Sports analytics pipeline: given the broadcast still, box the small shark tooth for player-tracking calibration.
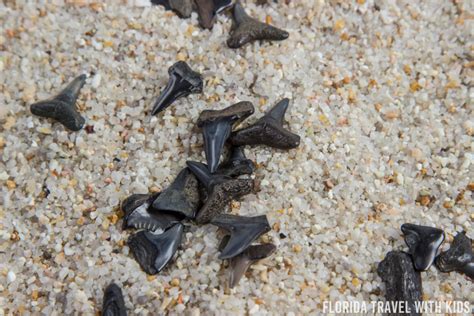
[435,231,473,280]
[217,146,255,177]
[128,223,184,275]
[186,161,254,224]
[377,251,423,314]
[30,74,86,131]
[227,243,276,288]
[152,168,201,219]
[227,1,289,48]
[230,98,300,149]
[122,193,183,231]
[197,101,254,173]
[195,0,234,29]
[151,61,203,115]
[211,214,270,259]
[102,283,127,316]
[401,223,445,271]
[151,0,193,18]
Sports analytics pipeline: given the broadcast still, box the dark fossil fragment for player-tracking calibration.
[102,283,127,316]
[217,146,255,177]
[128,223,184,275]
[30,74,86,131]
[211,214,270,259]
[197,101,254,173]
[219,236,276,288]
[195,0,234,29]
[401,223,445,271]
[152,168,201,219]
[186,161,254,224]
[377,251,423,316]
[151,0,193,18]
[227,1,289,48]
[151,61,203,115]
[230,98,300,149]
[122,193,182,232]
[435,231,473,280]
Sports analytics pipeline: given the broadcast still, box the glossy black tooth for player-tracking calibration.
[102,283,127,316]
[211,214,270,259]
[152,168,201,219]
[217,146,255,177]
[122,193,182,231]
[151,0,193,18]
[230,98,300,149]
[151,61,203,115]
[228,243,276,288]
[227,1,289,49]
[197,101,255,173]
[435,231,474,280]
[401,223,445,271]
[128,223,184,275]
[187,162,254,224]
[377,251,423,314]
[30,74,86,131]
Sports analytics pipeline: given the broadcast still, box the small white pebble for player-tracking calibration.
[7,271,16,283]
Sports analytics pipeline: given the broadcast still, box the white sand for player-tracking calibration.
[0,0,472,314]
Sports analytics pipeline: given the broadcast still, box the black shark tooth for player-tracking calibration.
[227,1,289,48]
[195,0,234,29]
[122,193,182,232]
[30,74,86,131]
[197,101,254,173]
[217,146,255,177]
[435,231,473,280]
[151,0,193,18]
[401,223,445,271]
[102,283,127,316]
[151,61,203,115]
[128,223,184,275]
[227,242,276,288]
[377,251,423,316]
[230,98,300,149]
[152,168,201,219]
[186,161,254,224]
[211,214,270,259]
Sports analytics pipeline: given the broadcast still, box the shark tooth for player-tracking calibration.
[30,74,86,131]
[435,231,474,280]
[151,61,203,115]
[197,101,254,173]
[217,146,255,177]
[195,0,234,29]
[211,214,270,259]
[401,223,445,271]
[122,193,182,231]
[227,1,289,48]
[128,223,184,275]
[186,161,254,224]
[227,242,276,288]
[102,283,127,316]
[377,251,423,315]
[230,98,300,149]
[151,0,193,18]
[152,168,201,219]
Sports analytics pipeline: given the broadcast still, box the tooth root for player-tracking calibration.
[150,61,203,115]
[30,74,87,131]
[128,223,184,275]
[211,214,270,259]
[227,1,289,49]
